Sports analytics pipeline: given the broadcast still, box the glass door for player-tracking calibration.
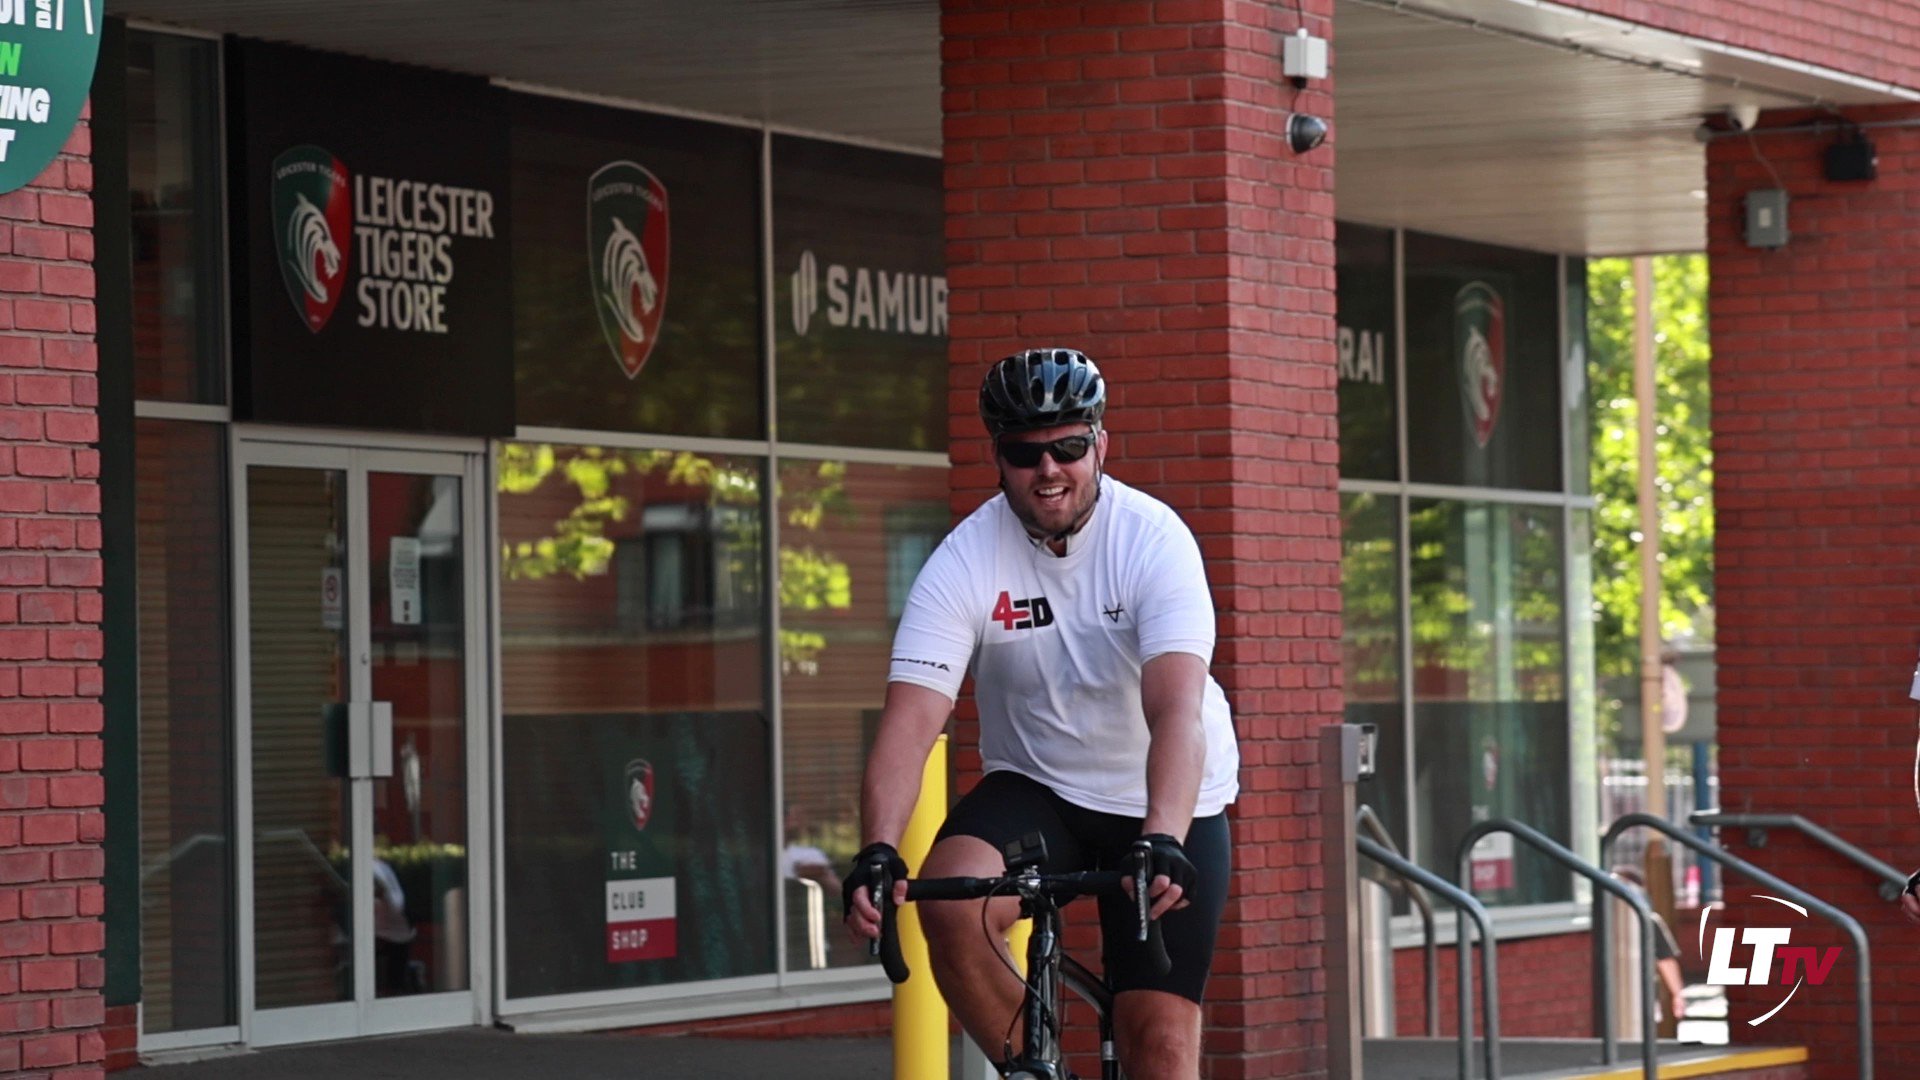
[236,441,486,1046]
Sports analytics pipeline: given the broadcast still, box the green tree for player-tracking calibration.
[1586,256,1715,692]
[497,445,853,672]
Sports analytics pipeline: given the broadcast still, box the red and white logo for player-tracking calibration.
[588,161,670,379]
[624,758,655,833]
[1700,895,1842,1026]
[1454,281,1505,448]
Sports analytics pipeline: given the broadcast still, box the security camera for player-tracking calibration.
[1287,113,1328,154]
[1726,103,1761,132]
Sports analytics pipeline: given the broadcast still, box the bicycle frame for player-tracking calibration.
[1005,887,1121,1080]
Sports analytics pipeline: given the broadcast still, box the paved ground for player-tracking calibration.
[137,1028,903,1079]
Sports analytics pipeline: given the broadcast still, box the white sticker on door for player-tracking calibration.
[390,536,422,625]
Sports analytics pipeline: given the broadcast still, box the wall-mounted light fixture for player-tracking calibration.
[1823,124,1877,182]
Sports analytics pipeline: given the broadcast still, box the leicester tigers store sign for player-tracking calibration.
[227,39,513,435]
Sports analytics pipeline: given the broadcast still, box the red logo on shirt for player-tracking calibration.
[992,592,1055,631]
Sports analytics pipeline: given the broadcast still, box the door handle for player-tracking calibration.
[347,701,397,779]
[370,702,394,779]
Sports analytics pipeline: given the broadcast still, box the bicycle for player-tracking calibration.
[869,832,1169,1080]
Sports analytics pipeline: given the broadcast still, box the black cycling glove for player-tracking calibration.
[1136,833,1199,899]
[1905,867,1920,898]
[842,841,908,920]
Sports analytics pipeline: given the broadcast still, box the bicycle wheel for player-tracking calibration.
[1061,956,1121,1080]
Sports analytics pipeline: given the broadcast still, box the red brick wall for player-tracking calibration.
[1558,0,1920,92]
[942,1,1340,1075]
[0,112,106,1078]
[1390,932,1590,1037]
[623,1000,894,1039]
[1708,103,1920,1079]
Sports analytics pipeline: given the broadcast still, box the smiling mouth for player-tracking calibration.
[1033,484,1069,507]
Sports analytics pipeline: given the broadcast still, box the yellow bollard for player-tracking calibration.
[894,734,949,1080]
[1005,917,1030,976]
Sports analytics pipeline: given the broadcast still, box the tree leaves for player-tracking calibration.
[1587,256,1714,691]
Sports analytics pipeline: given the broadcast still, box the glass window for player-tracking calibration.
[498,444,771,998]
[129,31,225,404]
[1567,509,1599,871]
[777,461,947,972]
[511,96,763,439]
[136,419,235,1031]
[1342,492,1405,851]
[1409,499,1570,906]
[772,136,946,451]
[1564,258,1590,496]
[1404,231,1561,491]
[1336,222,1397,480]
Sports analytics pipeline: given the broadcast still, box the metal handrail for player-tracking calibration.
[1356,835,1500,1080]
[1603,812,1872,1080]
[1689,810,1909,902]
[1356,804,1440,1036]
[1459,818,1658,1077]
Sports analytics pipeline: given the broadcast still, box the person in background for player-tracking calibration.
[1611,865,1687,1021]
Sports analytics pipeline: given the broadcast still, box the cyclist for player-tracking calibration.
[844,348,1240,1078]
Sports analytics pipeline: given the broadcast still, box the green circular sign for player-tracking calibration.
[0,0,104,194]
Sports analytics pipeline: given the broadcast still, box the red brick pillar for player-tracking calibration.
[1708,104,1920,1078]
[941,2,1341,1076]
[0,112,106,1077]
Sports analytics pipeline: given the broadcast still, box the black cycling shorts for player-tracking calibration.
[934,770,1231,1004]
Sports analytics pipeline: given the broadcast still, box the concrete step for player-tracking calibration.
[1363,1037,1808,1080]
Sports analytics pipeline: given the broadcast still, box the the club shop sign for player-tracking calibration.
[231,40,512,435]
[0,0,101,194]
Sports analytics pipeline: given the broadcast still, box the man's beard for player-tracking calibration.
[1005,473,1100,541]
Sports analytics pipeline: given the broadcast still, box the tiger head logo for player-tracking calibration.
[587,162,670,379]
[270,146,352,333]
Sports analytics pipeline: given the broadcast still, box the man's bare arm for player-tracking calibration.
[861,680,955,849]
[1140,651,1207,843]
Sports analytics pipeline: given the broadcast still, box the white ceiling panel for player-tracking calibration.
[113,0,1909,254]
[115,0,943,149]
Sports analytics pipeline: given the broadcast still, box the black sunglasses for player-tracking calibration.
[997,433,1095,469]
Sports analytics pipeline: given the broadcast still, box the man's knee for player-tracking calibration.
[917,835,1016,954]
[1114,991,1200,1076]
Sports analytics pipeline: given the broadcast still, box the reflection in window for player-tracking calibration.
[1342,492,1407,862]
[498,443,772,999]
[1409,500,1570,906]
[777,462,948,972]
[136,420,235,1032]
[129,31,225,404]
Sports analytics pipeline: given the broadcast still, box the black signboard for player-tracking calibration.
[1404,231,1561,491]
[1335,221,1397,480]
[226,40,513,435]
[503,710,774,997]
[512,95,762,439]
[772,136,945,451]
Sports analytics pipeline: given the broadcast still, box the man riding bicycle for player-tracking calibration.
[844,348,1240,1079]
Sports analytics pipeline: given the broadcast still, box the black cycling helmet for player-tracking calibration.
[978,348,1107,436]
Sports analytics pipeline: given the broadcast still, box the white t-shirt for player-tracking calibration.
[887,477,1239,817]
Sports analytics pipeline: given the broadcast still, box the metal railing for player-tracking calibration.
[1355,834,1500,1080]
[1458,817,1659,1078]
[1689,810,1909,902]
[1356,805,1439,1036]
[1603,812,1873,1080]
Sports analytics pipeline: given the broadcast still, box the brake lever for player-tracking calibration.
[1131,839,1151,942]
